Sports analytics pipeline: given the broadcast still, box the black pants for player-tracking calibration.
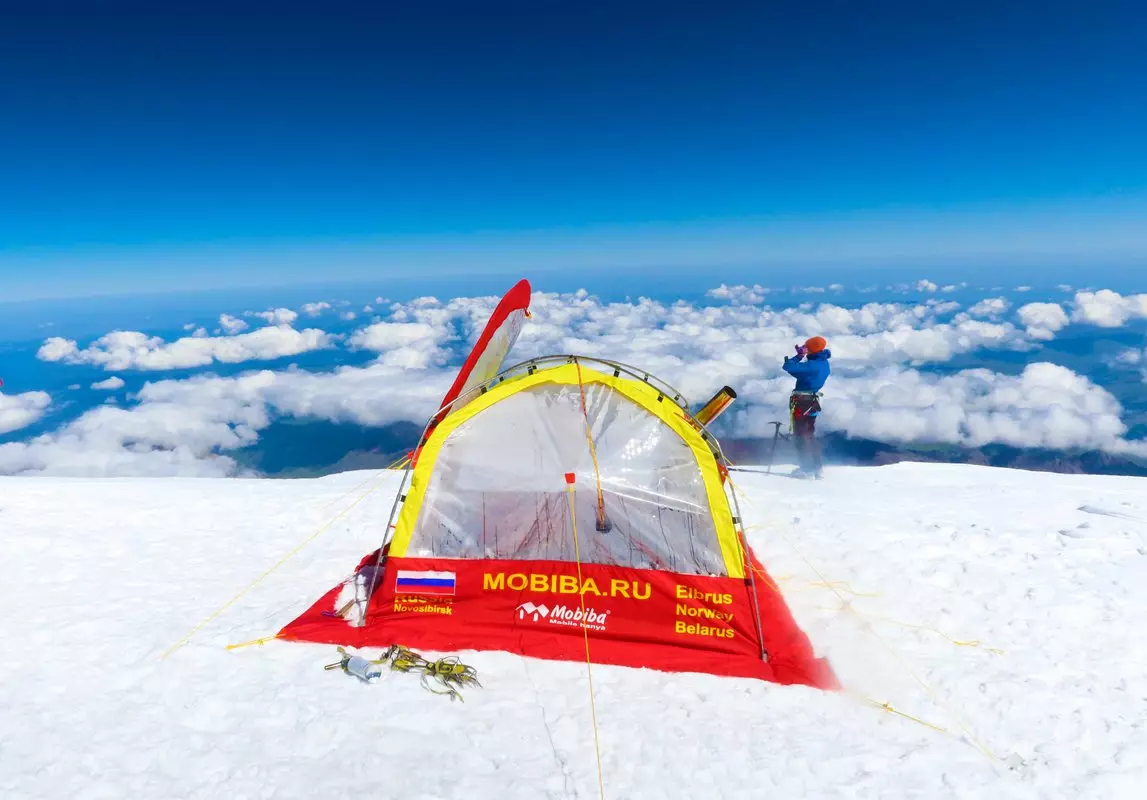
[790,393,823,474]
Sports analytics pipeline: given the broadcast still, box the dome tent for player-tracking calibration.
[280,354,836,690]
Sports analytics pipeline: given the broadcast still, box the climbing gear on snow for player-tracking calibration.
[324,644,481,701]
[325,646,386,681]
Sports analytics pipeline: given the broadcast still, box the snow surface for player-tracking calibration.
[2,463,1146,798]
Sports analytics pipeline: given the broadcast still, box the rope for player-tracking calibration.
[225,634,281,651]
[574,358,609,532]
[727,475,998,763]
[319,468,385,513]
[566,481,607,800]
[161,471,391,659]
[840,606,1005,655]
[862,697,951,735]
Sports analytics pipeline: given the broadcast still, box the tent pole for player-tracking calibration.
[727,477,768,662]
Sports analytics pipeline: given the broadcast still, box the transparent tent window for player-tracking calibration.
[407,382,727,576]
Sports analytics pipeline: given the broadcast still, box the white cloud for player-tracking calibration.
[182,323,197,332]
[1015,286,1033,293]
[37,326,334,371]
[1115,348,1144,366]
[967,297,1012,318]
[218,314,249,335]
[1016,302,1070,341]
[828,284,844,292]
[10,286,1147,477]
[248,308,299,326]
[706,284,769,305]
[729,363,1145,457]
[794,286,827,294]
[363,304,374,313]
[1071,290,1147,328]
[301,302,332,317]
[191,327,208,338]
[349,321,451,368]
[1057,284,1074,293]
[91,376,125,391]
[0,365,450,477]
[340,311,358,321]
[916,279,939,293]
[0,390,51,435]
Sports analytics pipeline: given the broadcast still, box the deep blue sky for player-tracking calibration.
[2,1,1146,300]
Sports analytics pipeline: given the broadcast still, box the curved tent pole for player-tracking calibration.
[360,353,770,659]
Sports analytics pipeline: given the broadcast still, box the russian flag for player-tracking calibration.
[394,570,456,596]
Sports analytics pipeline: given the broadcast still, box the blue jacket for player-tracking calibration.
[782,349,831,392]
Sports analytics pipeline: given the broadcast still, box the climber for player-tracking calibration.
[782,336,831,479]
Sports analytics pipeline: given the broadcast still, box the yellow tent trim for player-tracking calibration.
[388,362,744,579]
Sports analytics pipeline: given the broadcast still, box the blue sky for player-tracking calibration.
[1,2,1146,300]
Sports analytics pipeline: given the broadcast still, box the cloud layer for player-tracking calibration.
[0,390,51,435]
[38,326,335,371]
[9,286,1147,476]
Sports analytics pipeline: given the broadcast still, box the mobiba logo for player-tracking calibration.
[515,601,610,631]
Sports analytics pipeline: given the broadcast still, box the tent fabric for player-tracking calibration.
[392,363,744,579]
[279,359,838,690]
[405,380,725,576]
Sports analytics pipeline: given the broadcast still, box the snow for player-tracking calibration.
[2,463,1146,798]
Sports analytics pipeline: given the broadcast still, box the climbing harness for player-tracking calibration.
[324,644,481,701]
[788,390,822,434]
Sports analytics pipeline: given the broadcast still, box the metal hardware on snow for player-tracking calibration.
[324,644,481,701]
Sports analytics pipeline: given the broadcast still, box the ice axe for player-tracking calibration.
[765,421,784,474]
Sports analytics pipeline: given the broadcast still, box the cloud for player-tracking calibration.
[794,286,827,294]
[91,376,125,391]
[916,279,939,293]
[340,311,358,321]
[1071,290,1147,328]
[248,307,299,325]
[9,286,1146,477]
[828,284,844,292]
[218,314,249,335]
[0,389,51,435]
[967,298,1012,318]
[301,302,332,317]
[0,365,450,477]
[1115,348,1144,366]
[729,363,1146,457]
[706,284,769,305]
[1016,302,1070,341]
[349,321,451,368]
[1015,286,1033,292]
[37,326,335,371]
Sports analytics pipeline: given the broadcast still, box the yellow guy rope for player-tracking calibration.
[566,479,606,800]
[569,358,606,798]
[161,470,391,659]
[726,476,998,763]
[574,358,609,532]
